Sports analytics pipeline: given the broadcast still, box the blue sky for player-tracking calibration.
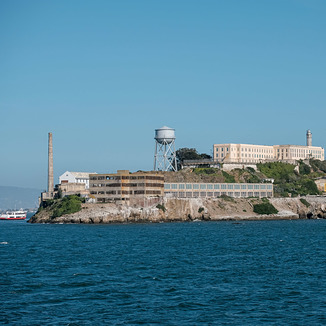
[1,0,325,189]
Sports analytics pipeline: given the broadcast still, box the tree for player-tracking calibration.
[176,148,201,162]
[176,148,212,169]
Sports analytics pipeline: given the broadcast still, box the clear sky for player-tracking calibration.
[1,0,325,189]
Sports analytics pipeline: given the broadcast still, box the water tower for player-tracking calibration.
[154,126,177,172]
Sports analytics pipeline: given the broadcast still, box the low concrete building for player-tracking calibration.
[57,183,89,197]
[89,170,164,203]
[164,182,273,198]
[59,171,96,189]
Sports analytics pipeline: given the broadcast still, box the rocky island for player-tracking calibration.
[29,196,326,224]
[30,160,326,224]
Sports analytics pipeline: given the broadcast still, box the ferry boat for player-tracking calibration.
[0,210,27,220]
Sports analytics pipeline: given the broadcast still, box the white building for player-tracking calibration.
[59,171,97,189]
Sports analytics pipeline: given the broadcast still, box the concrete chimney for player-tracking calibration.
[306,129,312,147]
[48,132,54,192]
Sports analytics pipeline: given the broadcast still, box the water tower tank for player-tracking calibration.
[155,126,175,144]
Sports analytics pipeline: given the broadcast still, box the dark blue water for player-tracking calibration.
[1,218,326,325]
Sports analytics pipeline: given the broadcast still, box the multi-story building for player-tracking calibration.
[213,143,275,163]
[274,145,324,161]
[164,182,273,198]
[89,170,164,203]
[213,130,324,164]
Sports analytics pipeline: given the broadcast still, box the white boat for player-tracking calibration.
[0,210,27,220]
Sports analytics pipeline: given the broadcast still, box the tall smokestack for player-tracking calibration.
[306,129,312,147]
[48,132,54,192]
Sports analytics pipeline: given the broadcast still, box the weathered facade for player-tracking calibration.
[57,183,89,197]
[89,170,164,203]
[164,182,273,198]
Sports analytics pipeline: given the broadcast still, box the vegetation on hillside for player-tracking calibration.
[38,195,84,218]
[257,161,321,197]
[253,201,278,215]
[192,168,236,183]
[165,159,326,197]
[300,198,311,208]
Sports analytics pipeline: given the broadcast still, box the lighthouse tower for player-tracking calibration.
[306,129,312,147]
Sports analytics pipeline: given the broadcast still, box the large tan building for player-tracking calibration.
[213,143,324,163]
[89,170,164,203]
[274,145,324,161]
[214,143,275,163]
[213,131,324,163]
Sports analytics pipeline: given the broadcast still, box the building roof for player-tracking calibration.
[70,172,97,179]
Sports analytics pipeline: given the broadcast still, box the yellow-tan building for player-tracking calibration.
[89,170,164,203]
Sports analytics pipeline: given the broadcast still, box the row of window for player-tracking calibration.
[164,183,273,190]
[90,183,163,188]
[90,190,162,195]
[216,153,273,159]
[215,147,273,153]
[165,191,273,198]
[90,175,164,181]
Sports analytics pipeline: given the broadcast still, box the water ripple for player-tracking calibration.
[1,220,326,325]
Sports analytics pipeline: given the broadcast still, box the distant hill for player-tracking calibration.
[0,186,41,210]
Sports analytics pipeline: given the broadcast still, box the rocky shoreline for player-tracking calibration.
[28,196,326,224]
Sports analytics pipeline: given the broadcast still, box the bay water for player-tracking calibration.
[1,217,326,325]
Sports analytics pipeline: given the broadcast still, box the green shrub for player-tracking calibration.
[198,207,204,213]
[156,204,166,212]
[51,195,83,218]
[220,194,235,202]
[300,198,311,207]
[247,175,261,183]
[299,162,311,175]
[222,171,235,183]
[42,199,55,209]
[54,188,63,199]
[247,167,256,173]
[193,168,219,175]
[253,202,278,215]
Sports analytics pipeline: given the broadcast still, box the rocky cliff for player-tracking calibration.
[28,196,326,224]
